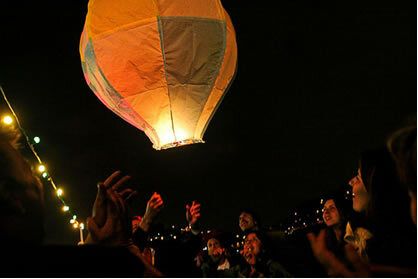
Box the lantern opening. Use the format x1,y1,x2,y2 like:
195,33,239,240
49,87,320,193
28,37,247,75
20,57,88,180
157,139,205,150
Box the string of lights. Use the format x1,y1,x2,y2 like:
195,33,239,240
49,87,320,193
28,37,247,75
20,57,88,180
0,85,85,244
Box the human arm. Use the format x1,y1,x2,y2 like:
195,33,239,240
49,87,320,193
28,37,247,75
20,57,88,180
186,201,201,235
139,192,164,232
307,229,370,277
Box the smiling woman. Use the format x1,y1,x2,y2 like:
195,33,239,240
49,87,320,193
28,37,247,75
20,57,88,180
345,147,416,269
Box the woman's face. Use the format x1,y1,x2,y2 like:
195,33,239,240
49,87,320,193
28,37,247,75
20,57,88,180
243,233,261,266
322,199,341,227
349,168,370,212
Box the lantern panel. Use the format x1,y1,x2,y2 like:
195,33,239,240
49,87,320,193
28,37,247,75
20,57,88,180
161,17,225,85
93,20,166,97
196,11,237,138
82,33,159,145
87,0,159,39
160,17,226,144
157,0,225,20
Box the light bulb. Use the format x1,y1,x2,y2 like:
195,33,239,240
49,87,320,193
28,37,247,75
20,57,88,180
2,116,13,125
57,188,63,197
38,165,46,173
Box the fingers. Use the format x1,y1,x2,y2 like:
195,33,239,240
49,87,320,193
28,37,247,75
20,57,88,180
95,182,106,203
118,188,137,200
112,175,131,192
103,170,122,189
306,232,316,244
148,192,163,209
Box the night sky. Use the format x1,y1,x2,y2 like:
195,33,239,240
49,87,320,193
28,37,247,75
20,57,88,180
0,1,416,244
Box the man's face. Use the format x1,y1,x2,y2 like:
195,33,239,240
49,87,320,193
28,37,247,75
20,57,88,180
243,233,261,266
239,212,257,232
0,142,44,244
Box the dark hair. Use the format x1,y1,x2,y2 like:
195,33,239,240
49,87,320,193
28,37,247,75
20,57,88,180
387,125,417,195
202,231,226,248
322,196,350,257
358,147,412,232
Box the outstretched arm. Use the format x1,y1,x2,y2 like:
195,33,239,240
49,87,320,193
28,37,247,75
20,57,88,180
186,201,201,235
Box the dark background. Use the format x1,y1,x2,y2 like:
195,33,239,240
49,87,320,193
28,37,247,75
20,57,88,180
0,1,416,244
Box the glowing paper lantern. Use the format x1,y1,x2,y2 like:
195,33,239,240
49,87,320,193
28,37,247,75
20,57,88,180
80,0,237,150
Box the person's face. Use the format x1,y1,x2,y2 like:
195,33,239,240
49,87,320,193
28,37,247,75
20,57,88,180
239,212,257,232
348,168,370,212
243,233,261,266
207,238,222,261
0,143,44,244
322,199,341,227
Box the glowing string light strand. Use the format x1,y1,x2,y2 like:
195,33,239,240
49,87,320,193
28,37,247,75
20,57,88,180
0,85,84,243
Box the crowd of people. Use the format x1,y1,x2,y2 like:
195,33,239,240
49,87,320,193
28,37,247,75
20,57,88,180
0,120,416,277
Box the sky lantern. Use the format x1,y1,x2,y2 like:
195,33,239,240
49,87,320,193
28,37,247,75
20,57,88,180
80,0,237,150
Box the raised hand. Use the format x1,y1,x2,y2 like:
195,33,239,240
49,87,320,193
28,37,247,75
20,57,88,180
186,201,201,226
87,183,131,246
307,229,370,277
143,192,164,224
92,170,136,228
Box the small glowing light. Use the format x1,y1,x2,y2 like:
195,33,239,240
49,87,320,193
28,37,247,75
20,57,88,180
33,137,40,144
73,223,78,229
70,219,75,224
160,236,164,240
2,116,13,125
346,191,350,194
207,230,211,233
172,225,175,229
73,215,77,220
320,199,324,204
38,165,46,173
57,188,63,197
236,234,240,238
294,212,297,216
236,242,240,247
316,210,320,214
173,236,177,239
80,223,85,230
63,206,70,212
42,172,48,178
